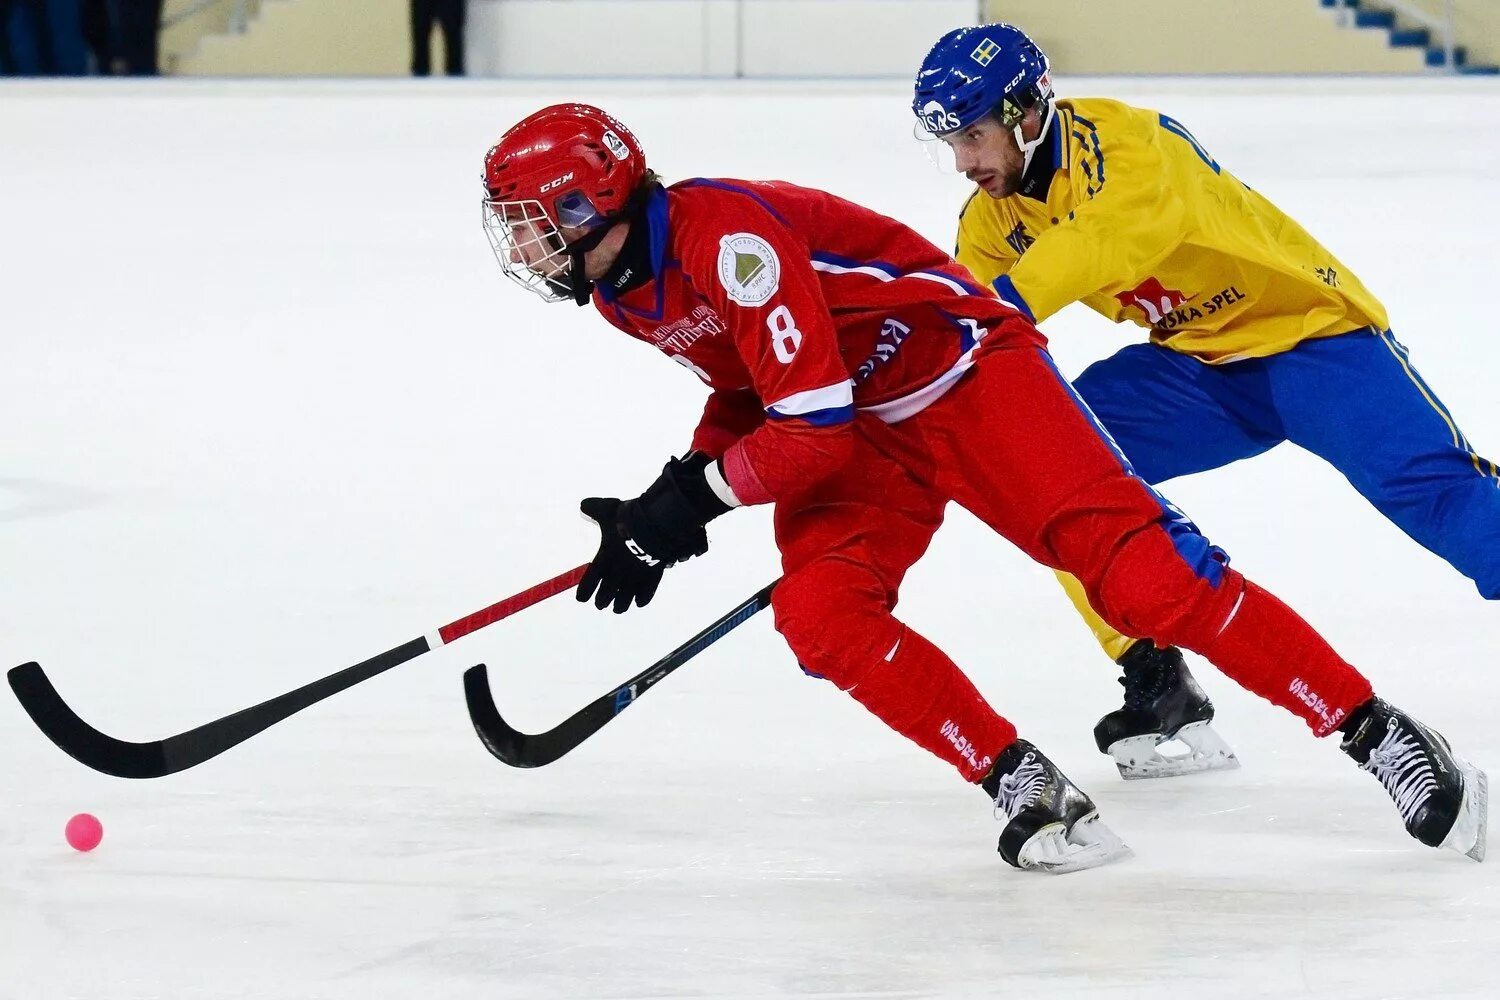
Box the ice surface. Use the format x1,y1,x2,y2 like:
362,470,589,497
1,76,1497,999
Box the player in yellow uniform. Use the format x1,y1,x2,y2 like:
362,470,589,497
914,24,1500,780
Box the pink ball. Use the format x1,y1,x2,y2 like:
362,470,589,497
65,813,104,852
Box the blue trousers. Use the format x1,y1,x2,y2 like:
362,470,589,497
1073,329,1500,599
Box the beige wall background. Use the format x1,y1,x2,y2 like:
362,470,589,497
160,0,257,73
162,0,1493,77
170,0,409,77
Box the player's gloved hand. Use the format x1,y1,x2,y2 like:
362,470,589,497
577,453,732,613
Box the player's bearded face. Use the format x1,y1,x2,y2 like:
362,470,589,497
944,118,1026,198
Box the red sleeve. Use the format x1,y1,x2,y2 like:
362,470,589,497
676,194,854,504
690,387,766,459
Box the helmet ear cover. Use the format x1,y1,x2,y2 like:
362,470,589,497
993,81,1048,130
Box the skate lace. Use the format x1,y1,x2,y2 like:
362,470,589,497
993,752,1048,820
1120,659,1170,711
1361,718,1438,824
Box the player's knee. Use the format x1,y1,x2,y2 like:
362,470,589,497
1362,476,1500,598
773,574,896,690
1091,527,1236,650
1429,483,1500,598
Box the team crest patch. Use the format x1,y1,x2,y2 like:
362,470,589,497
717,233,780,306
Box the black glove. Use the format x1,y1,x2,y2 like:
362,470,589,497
577,453,733,613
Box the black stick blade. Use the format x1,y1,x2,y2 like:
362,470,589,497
464,663,618,769
463,581,777,771
8,662,169,779
464,664,538,767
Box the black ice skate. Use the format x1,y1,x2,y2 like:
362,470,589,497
1340,698,1488,862
1093,641,1239,780
982,740,1131,874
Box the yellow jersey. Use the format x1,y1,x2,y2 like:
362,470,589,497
955,97,1388,364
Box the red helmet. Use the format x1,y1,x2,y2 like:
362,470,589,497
481,104,649,303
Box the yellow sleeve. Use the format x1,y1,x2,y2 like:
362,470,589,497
1005,113,1189,324
954,191,1014,289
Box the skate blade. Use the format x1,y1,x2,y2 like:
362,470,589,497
1109,721,1241,780
1440,757,1488,863
1015,814,1133,875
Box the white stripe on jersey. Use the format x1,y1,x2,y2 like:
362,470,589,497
809,260,895,282
766,380,855,419
910,271,975,297
809,259,979,299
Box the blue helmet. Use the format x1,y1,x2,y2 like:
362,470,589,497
913,23,1052,138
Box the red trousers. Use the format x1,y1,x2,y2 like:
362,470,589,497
771,344,1373,783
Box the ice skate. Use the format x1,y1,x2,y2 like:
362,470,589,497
1093,641,1240,780
982,740,1131,873
1340,698,1487,862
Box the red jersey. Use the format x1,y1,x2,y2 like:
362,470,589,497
593,179,1042,504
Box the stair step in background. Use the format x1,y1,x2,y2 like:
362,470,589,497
1321,0,1498,74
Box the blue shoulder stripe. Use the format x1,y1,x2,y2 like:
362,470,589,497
674,179,791,226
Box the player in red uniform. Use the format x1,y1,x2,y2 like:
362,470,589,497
480,104,1487,870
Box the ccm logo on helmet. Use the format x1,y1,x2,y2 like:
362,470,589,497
540,172,576,193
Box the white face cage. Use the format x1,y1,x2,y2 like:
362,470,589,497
482,197,574,303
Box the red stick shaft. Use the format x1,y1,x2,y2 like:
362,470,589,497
436,565,586,646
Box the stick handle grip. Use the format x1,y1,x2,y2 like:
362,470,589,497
436,565,586,645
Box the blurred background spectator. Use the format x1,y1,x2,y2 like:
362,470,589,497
411,0,464,77
1,0,63,74
1,0,160,75
80,0,112,72
114,0,165,74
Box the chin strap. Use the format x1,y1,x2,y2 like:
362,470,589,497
1014,97,1057,175
567,262,593,306
563,220,619,306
